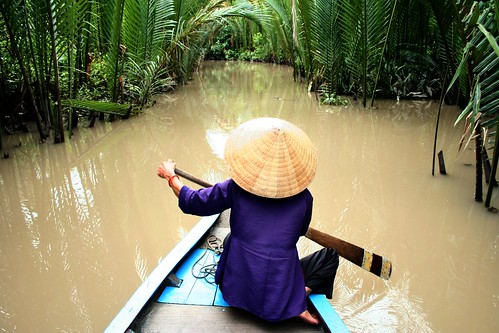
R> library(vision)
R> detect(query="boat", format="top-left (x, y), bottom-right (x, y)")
top-left (105, 211), bottom-right (349, 333)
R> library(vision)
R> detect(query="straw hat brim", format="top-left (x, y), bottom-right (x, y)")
top-left (224, 117), bottom-right (317, 199)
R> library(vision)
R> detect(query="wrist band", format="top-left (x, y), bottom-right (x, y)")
top-left (168, 175), bottom-right (180, 187)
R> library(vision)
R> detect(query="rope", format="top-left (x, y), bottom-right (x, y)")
top-left (191, 235), bottom-right (223, 284)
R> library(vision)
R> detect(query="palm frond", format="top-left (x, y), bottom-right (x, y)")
top-left (311, 0), bottom-right (342, 91)
top-left (453, 4), bottom-right (499, 128)
top-left (124, 56), bottom-right (175, 107)
top-left (292, 0), bottom-right (314, 79)
top-left (261, 0), bottom-right (293, 64)
top-left (338, 0), bottom-right (393, 105)
top-left (61, 99), bottom-right (133, 117)
top-left (97, 0), bottom-right (126, 102)
top-left (122, 0), bottom-right (176, 63)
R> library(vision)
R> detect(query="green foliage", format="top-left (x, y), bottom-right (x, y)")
top-left (75, 56), bottom-right (110, 101)
top-left (206, 31), bottom-right (272, 62)
top-left (0, 22), bottom-right (22, 93)
top-left (320, 91), bottom-right (349, 106)
top-left (384, 53), bottom-right (441, 99)
top-left (0, 0), bottom-right (496, 160)
top-left (445, 0), bottom-right (499, 206)
top-left (253, 0), bottom-right (474, 106)
top-left (450, 2), bottom-right (498, 129)
top-left (249, 32), bottom-right (269, 61)
top-left (338, 0), bottom-right (393, 106)
top-left (224, 49), bottom-right (239, 61)
top-left (255, 0), bottom-right (293, 65)
top-left (0, 0), bottom-right (270, 141)
top-left (208, 41), bottom-right (230, 60)
top-left (311, 0), bottom-right (342, 92)
top-left (121, 0), bottom-right (176, 63)
top-left (124, 56), bottom-right (176, 107)
top-left (61, 99), bottom-right (132, 115)
top-left (206, 25), bottom-right (233, 60)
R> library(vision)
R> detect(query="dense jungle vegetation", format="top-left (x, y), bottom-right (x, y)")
top-left (0, 0), bottom-right (498, 206)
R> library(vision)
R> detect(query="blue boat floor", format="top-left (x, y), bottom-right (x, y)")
top-left (158, 248), bottom-right (228, 307)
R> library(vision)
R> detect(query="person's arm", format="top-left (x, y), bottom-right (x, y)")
top-left (157, 159), bottom-right (183, 198)
top-left (157, 159), bottom-right (232, 215)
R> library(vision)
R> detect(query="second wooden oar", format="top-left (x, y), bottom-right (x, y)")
top-left (173, 167), bottom-right (392, 280)
top-left (305, 228), bottom-right (392, 280)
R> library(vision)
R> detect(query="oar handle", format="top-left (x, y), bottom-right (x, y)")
top-left (174, 168), bottom-right (213, 188)
top-left (172, 167), bottom-right (392, 280)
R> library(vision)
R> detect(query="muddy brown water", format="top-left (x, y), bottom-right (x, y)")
top-left (0, 61), bottom-right (498, 333)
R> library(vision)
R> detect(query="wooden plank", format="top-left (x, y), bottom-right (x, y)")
top-left (140, 303), bottom-right (326, 333)
top-left (105, 214), bottom-right (220, 333)
top-left (308, 294), bottom-right (349, 333)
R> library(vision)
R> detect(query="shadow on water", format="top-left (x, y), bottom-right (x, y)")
top-left (0, 61), bottom-right (497, 332)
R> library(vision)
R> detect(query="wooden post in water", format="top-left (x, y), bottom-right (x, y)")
top-left (475, 124), bottom-right (483, 202)
top-left (438, 150), bottom-right (447, 175)
top-left (482, 146), bottom-right (497, 186)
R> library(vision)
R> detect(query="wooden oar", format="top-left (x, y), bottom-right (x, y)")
top-left (173, 167), bottom-right (392, 280)
top-left (304, 228), bottom-right (392, 280)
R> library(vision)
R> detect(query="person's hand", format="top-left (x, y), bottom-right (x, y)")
top-left (157, 159), bottom-right (176, 180)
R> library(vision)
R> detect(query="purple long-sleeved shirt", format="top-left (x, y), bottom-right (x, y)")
top-left (178, 179), bottom-right (312, 322)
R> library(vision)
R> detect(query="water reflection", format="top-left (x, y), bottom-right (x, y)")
top-left (205, 129), bottom-right (228, 160)
top-left (0, 61), bottom-right (498, 333)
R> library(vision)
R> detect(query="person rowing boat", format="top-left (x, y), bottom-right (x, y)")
top-left (157, 117), bottom-right (339, 325)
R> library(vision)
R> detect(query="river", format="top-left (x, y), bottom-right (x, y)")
top-left (0, 61), bottom-right (498, 332)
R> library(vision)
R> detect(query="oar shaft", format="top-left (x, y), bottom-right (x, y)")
top-left (174, 168), bottom-right (213, 188)
top-left (172, 167), bottom-right (392, 280)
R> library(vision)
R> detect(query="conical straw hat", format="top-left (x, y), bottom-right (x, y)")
top-left (224, 117), bottom-right (317, 198)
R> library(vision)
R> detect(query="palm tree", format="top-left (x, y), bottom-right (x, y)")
top-left (447, 1), bottom-right (499, 207)
top-left (338, 0), bottom-right (394, 106)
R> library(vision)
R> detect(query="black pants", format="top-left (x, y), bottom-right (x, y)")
top-left (300, 248), bottom-right (339, 299)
